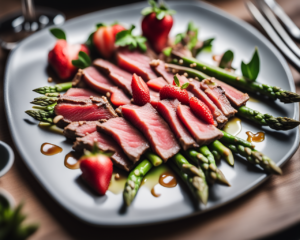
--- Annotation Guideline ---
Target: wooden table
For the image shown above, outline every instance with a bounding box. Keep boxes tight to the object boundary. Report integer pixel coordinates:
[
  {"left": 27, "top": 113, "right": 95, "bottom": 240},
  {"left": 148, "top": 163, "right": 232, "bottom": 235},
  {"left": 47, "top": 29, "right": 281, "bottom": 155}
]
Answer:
[{"left": 0, "top": 0, "right": 299, "bottom": 239}]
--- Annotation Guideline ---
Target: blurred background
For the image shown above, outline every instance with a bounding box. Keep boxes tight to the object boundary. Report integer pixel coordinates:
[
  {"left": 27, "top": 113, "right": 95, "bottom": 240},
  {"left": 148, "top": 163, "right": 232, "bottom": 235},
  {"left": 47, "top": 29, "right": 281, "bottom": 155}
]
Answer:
[{"left": 0, "top": 0, "right": 299, "bottom": 239}]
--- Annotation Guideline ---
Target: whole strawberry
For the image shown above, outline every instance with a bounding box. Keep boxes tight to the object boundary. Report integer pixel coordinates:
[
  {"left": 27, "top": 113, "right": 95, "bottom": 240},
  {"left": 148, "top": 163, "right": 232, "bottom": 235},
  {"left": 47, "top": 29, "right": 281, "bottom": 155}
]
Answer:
[
  {"left": 93, "top": 23, "right": 126, "bottom": 59},
  {"left": 160, "top": 75, "right": 189, "bottom": 105},
  {"left": 190, "top": 97, "right": 215, "bottom": 125},
  {"left": 48, "top": 28, "right": 89, "bottom": 80},
  {"left": 141, "top": 0, "right": 176, "bottom": 53},
  {"left": 80, "top": 145, "right": 113, "bottom": 195},
  {"left": 131, "top": 73, "right": 150, "bottom": 106}
]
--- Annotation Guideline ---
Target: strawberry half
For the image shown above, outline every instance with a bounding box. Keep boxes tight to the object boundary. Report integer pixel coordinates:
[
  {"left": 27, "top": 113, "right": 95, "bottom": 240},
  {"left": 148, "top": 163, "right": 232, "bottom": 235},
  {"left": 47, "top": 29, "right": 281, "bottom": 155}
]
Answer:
[
  {"left": 131, "top": 73, "right": 150, "bottom": 106},
  {"left": 48, "top": 28, "right": 89, "bottom": 80},
  {"left": 190, "top": 97, "right": 214, "bottom": 125},
  {"left": 93, "top": 23, "right": 126, "bottom": 59},
  {"left": 80, "top": 145, "right": 113, "bottom": 195},
  {"left": 141, "top": 1, "right": 176, "bottom": 53},
  {"left": 159, "top": 75, "right": 189, "bottom": 105}
]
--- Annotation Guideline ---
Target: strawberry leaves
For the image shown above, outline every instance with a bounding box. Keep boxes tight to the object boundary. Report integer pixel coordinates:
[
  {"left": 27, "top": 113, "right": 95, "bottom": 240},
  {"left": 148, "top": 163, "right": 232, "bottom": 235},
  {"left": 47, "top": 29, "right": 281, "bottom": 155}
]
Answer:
[
  {"left": 141, "top": 0, "right": 176, "bottom": 20},
  {"left": 219, "top": 50, "right": 235, "bottom": 69},
  {"left": 241, "top": 47, "right": 260, "bottom": 82},
  {"left": 115, "top": 25, "right": 147, "bottom": 52},
  {"left": 72, "top": 51, "right": 91, "bottom": 69},
  {"left": 174, "top": 75, "right": 189, "bottom": 89},
  {"left": 50, "top": 28, "right": 66, "bottom": 40}
]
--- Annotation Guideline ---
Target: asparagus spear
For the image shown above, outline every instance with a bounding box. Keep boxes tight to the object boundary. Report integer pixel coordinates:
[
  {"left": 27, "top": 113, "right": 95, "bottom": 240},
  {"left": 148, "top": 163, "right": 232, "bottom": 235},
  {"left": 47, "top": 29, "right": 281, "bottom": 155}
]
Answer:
[
  {"left": 171, "top": 153, "right": 202, "bottom": 177},
  {"left": 226, "top": 144, "right": 282, "bottom": 175},
  {"left": 144, "top": 152, "right": 163, "bottom": 166},
  {"left": 31, "top": 96, "right": 58, "bottom": 106},
  {"left": 237, "top": 106, "right": 300, "bottom": 130},
  {"left": 170, "top": 53, "right": 300, "bottom": 103},
  {"left": 25, "top": 110, "right": 54, "bottom": 123},
  {"left": 220, "top": 130, "right": 255, "bottom": 149},
  {"left": 123, "top": 159, "right": 153, "bottom": 206},
  {"left": 45, "top": 92, "right": 60, "bottom": 97},
  {"left": 185, "top": 148, "right": 230, "bottom": 186},
  {"left": 168, "top": 160, "right": 208, "bottom": 205},
  {"left": 33, "top": 82, "right": 72, "bottom": 94},
  {"left": 209, "top": 140, "right": 234, "bottom": 166}
]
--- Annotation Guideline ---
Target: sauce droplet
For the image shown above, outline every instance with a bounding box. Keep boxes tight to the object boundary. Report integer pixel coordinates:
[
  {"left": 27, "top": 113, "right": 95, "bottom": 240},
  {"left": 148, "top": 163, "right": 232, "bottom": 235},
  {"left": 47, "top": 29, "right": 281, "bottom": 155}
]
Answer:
[
  {"left": 159, "top": 172, "right": 177, "bottom": 188},
  {"left": 41, "top": 143, "right": 62, "bottom": 156},
  {"left": 246, "top": 131, "right": 265, "bottom": 143},
  {"left": 248, "top": 96, "right": 260, "bottom": 103},
  {"left": 223, "top": 117, "right": 242, "bottom": 136},
  {"left": 64, "top": 151, "right": 81, "bottom": 169},
  {"left": 151, "top": 185, "right": 161, "bottom": 198}
]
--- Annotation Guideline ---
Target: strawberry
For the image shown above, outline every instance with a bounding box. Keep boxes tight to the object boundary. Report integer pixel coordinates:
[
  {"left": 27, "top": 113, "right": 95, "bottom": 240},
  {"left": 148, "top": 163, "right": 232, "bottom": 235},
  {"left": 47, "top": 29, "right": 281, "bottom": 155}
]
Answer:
[
  {"left": 159, "top": 75, "right": 189, "bottom": 105},
  {"left": 93, "top": 23, "right": 126, "bottom": 59},
  {"left": 190, "top": 97, "right": 214, "bottom": 125},
  {"left": 79, "top": 145, "right": 113, "bottom": 195},
  {"left": 131, "top": 73, "right": 150, "bottom": 106},
  {"left": 141, "top": 0, "right": 176, "bottom": 53},
  {"left": 48, "top": 28, "right": 89, "bottom": 80}
]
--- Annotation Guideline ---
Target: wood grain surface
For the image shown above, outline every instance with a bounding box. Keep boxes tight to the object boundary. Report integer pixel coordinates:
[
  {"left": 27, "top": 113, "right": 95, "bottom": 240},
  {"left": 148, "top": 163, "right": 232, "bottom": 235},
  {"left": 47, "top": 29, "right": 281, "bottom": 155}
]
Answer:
[{"left": 0, "top": 0, "right": 299, "bottom": 239}]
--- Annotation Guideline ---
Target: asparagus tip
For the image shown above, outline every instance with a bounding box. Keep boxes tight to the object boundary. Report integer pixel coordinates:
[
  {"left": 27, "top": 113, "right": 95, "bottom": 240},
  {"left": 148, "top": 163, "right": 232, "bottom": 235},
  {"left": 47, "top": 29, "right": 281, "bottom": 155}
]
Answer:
[
  {"left": 192, "top": 177, "right": 208, "bottom": 205},
  {"left": 216, "top": 169, "right": 231, "bottom": 186}
]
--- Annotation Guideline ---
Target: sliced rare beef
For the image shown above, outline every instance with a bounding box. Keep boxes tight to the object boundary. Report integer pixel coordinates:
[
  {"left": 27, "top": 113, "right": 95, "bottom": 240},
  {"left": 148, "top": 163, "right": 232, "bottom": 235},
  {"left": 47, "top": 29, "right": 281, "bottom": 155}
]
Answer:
[
  {"left": 147, "top": 77, "right": 167, "bottom": 91},
  {"left": 63, "top": 121, "right": 99, "bottom": 140},
  {"left": 149, "top": 89, "right": 160, "bottom": 108},
  {"left": 73, "top": 131, "right": 133, "bottom": 171},
  {"left": 83, "top": 66, "right": 117, "bottom": 94},
  {"left": 93, "top": 59, "right": 133, "bottom": 95},
  {"left": 55, "top": 96, "right": 117, "bottom": 122},
  {"left": 188, "top": 80, "right": 227, "bottom": 128},
  {"left": 200, "top": 78, "right": 237, "bottom": 118},
  {"left": 116, "top": 49, "right": 157, "bottom": 81},
  {"left": 98, "top": 117, "right": 149, "bottom": 163},
  {"left": 110, "top": 89, "right": 131, "bottom": 107},
  {"left": 156, "top": 99, "right": 198, "bottom": 150},
  {"left": 150, "top": 60, "right": 174, "bottom": 84},
  {"left": 214, "top": 79, "right": 249, "bottom": 107},
  {"left": 177, "top": 104, "right": 223, "bottom": 146},
  {"left": 121, "top": 103, "right": 180, "bottom": 161},
  {"left": 64, "top": 88, "right": 102, "bottom": 99},
  {"left": 72, "top": 69, "right": 87, "bottom": 88},
  {"left": 57, "top": 95, "right": 92, "bottom": 105}
]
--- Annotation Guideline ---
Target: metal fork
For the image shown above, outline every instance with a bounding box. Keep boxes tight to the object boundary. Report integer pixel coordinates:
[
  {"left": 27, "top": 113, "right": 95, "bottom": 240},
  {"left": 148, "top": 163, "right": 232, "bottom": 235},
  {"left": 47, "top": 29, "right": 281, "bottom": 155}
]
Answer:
[{"left": 246, "top": 1, "right": 300, "bottom": 72}]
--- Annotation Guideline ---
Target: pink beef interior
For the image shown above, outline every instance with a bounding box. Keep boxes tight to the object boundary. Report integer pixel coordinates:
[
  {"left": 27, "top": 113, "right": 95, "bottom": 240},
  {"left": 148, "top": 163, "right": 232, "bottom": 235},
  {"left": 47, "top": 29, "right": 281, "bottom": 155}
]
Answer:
[
  {"left": 147, "top": 77, "right": 167, "bottom": 91},
  {"left": 177, "top": 104, "right": 223, "bottom": 146},
  {"left": 152, "top": 61, "right": 174, "bottom": 84},
  {"left": 64, "top": 88, "right": 102, "bottom": 99},
  {"left": 99, "top": 117, "right": 149, "bottom": 163},
  {"left": 121, "top": 103, "right": 180, "bottom": 161}
]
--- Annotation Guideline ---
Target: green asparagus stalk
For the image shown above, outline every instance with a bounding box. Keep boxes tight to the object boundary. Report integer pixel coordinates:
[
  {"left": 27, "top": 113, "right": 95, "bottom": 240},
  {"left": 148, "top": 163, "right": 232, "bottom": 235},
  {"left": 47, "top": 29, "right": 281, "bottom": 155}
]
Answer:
[
  {"left": 168, "top": 160, "right": 208, "bottom": 205},
  {"left": 220, "top": 130, "right": 255, "bottom": 149},
  {"left": 33, "top": 82, "right": 72, "bottom": 94},
  {"left": 123, "top": 159, "right": 153, "bottom": 206},
  {"left": 38, "top": 122, "right": 64, "bottom": 135},
  {"left": 209, "top": 140, "right": 234, "bottom": 166},
  {"left": 25, "top": 110, "right": 54, "bottom": 123},
  {"left": 32, "top": 103, "right": 57, "bottom": 112},
  {"left": 211, "top": 150, "right": 221, "bottom": 161},
  {"left": 171, "top": 153, "right": 202, "bottom": 177},
  {"left": 237, "top": 106, "right": 300, "bottom": 130},
  {"left": 144, "top": 152, "right": 163, "bottom": 166},
  {"left": 31, "top": 96, "right": 58, "bottom": 106},
  {"left": 45, "top": 92, "right": 60, "bottom": 97},
  {"left": 225, "top": 144, "right": 282, "bottom": 175},
  {"left": 170, "top": 53, "right": 300, "bottom": 103},
  {"left": 185, "top": 148, "right": 230, "bottom": 186}
]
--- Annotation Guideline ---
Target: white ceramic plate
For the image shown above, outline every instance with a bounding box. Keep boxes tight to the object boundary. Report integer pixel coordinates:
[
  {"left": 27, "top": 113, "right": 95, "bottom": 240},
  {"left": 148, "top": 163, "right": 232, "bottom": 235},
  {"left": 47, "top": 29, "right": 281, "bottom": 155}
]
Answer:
[{"left": 4, "top": 1, "right": 299, "bottom": 226}]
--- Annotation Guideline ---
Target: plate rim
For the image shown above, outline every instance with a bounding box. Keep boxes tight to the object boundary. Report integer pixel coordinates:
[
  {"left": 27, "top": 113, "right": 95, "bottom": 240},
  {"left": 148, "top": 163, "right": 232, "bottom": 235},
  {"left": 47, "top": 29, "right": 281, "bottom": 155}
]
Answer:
[{"left": 4, "top": 0, "right": 300, "bottom": 226}]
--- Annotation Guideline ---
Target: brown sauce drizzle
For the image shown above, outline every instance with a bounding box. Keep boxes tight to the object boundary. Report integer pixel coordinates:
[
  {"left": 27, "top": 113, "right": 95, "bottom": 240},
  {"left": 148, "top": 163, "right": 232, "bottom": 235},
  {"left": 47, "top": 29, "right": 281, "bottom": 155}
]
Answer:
[
  {"left": 246, "top": 131, "right": 265, "bottom": 143},
  {"left": 64, "top": 151, "right": 82, "bottom": 169},
  {"left": 41, "top": 143, "right": 62, "bottom": 156},
  {"left": 151, "top": 185, "right": 161, "bottom": 198},
  {"left": 159, "top": 172, "right": 177, "bottom": 188}
]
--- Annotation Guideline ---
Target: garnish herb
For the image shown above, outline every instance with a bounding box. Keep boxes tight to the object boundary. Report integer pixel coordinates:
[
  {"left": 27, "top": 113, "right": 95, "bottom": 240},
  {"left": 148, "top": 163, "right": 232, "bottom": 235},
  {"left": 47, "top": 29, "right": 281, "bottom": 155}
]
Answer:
[
  {"left": 174, "top": 75, "right": 189, "bottom": 89},
  {"left": 72, "top": 51, "right": 92, "bottom": 69},
  {"left": 162, "top": 46, "right": 173, "bottom": 57},
  {"left": 49, "top": 28, "right": 66, "bottom": 40},
  {"left": 115, "top": 25, "right": 147, "bottom": 52},
  {"left": 141, "top": 0, "right": 176, "bottom": 20},
  {"left": 241, "top": 47, "right": 260, "bottom": 82},
  {"left": 219, "top": 50, "right": 234, "bottom": 69},
  {"left": 194, "top": 37, "right": 215, "bottom": 55}
]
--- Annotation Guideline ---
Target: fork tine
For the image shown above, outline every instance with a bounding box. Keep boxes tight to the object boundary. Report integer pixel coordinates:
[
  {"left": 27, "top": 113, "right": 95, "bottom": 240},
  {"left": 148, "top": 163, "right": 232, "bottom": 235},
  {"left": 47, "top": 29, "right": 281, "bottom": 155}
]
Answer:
[
  {"left": 264, "top": 0, "right": 300, "bottom": 42},
  {"left": 246, "top": 1, "right": 300, "bottom": 72},
  {"left": 256, "top": 0, "right": 300, "bottom": 59}
]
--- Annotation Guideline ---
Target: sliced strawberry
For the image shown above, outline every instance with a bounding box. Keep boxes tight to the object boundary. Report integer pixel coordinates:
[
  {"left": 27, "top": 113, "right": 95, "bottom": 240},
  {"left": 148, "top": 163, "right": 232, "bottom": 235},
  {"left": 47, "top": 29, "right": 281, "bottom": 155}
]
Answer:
[
  {"left": 131, "top": 73, "right": 150, "bottom": 106},
  {"left": 93, "top": 24, "right": 126, "bottom": 59},
  {"left": 80, "top": 148, "right": 113, "bottom": 195},
  {"left": 189, "top": 97, "right": 214, "bottom": 125},
  {"left": 48, "top": 40, "right": 89, "bottom": 80}
]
